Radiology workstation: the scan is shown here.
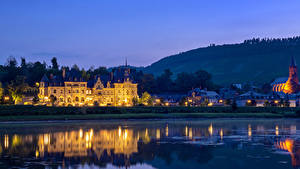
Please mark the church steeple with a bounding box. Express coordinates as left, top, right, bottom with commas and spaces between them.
291, 56, 297, 67
125, 57, 128, 67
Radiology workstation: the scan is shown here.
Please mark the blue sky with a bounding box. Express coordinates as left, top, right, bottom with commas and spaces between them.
0, 0, 299, 68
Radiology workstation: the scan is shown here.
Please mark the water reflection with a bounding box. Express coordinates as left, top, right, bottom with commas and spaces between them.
1, 119, 300, 169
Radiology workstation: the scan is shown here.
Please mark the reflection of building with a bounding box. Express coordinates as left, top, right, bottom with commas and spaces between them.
38, 65, 138, 106
37, 128, 139, 159
275, 139, 300, 168
272, 56, 300, 94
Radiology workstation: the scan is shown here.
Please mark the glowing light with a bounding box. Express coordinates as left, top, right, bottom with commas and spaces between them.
79, 129, 83, 138
185, 126, 188, 136
85, 132, 89, 142
165, 102, 169, 106
248, 125, 252, 137
89, 129, 94, 139
276, 125, 279, 136
118, 126, 122, 137
188, 99, 192, 103
274, 100, 279, 104
247, 100, 251, 103
219, 100, 223, 103
185, 102, 188, 106
124, 129, 128, 139
44, 134, 50, 145
165, 125, 169, 137
156, 99, 160, 103
4, 135, 9, 148
208, 124, 213, 136
156, 129, 160, 139
189, 128, 193, 139
4, 96, 9, 101
220, 129, 223, 139
208, 103, 213, 106
35, 150, 39, 158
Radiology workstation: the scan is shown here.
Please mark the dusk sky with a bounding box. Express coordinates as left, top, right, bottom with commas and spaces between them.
0, 0, 299, 68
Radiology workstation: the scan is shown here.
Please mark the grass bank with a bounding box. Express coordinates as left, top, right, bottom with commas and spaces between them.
0, 105, 299, 121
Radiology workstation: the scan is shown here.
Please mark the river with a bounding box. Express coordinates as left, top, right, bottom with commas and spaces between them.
0, 119, 299, 169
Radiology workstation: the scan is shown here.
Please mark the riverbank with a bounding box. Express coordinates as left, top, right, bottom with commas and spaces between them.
0, 112, 294, 121
0, 105, 299, 121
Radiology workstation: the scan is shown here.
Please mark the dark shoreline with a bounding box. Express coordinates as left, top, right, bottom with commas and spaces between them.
0, 105, 299, 122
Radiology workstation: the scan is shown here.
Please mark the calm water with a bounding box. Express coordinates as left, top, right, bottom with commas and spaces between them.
0, 119, 300, 169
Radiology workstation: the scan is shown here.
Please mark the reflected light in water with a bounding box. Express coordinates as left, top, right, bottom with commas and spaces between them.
208, 124, 213, 136
276, 125, 279, 136
189, 128, 193, 139
4, 135, 9, 149
248, 125, 252, 137
291, 125, 297, 134
166, 125, 169, 137
118, 126, 122, 137
185, 126, 188, 136
220, 129, 223, 140
79, 129, 83, 138
156, 129, 160, 139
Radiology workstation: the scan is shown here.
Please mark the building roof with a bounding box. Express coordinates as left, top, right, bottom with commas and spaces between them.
271, 77, 288, 85
40, 74, 49, 83
188, 88, 219, 97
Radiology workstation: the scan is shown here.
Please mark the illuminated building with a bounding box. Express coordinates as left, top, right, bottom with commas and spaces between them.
272, 56, 300, 94
38, 64, 138, 106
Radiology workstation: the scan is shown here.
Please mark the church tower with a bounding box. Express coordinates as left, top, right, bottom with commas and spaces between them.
283, 56, 300, 94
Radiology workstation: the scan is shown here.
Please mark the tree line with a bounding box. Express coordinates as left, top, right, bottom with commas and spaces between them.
0, 56, 217, 104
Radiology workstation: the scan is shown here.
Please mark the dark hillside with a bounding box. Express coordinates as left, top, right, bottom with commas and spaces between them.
144, 37, 300, 85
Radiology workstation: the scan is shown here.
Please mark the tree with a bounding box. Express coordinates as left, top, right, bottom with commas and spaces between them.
194, 70, 213, 90
51, 57, 59, 70
8, 76, 29, 104
139, 74, 157, 94
140, 92, 153, 106
132, 97, 139, 106
156, 69, 174, 93
0, 82, 4, 103
49, 95, 57, 106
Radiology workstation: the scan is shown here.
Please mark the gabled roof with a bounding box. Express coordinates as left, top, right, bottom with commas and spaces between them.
40, 74, 49, 82
188, 88, 219, 97
271, 77, 288, 85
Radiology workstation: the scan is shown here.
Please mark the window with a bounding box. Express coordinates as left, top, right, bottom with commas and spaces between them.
76, 90, 79, 93
61, 90, 63, 94
75, 97, 79, 102
54, 89, 56, 94
81, 97, 84, 102
68, 97, 71, 103
60, 98, 64, 102
82, 90, 84, 94
69, 90, 71, 94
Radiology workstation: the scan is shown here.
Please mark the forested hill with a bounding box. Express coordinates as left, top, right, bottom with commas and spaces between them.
143, 37, 300, 85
